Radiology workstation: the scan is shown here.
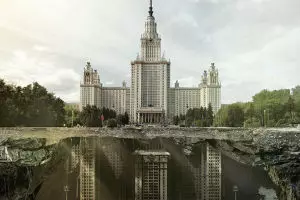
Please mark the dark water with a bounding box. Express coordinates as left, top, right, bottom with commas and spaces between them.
34, 137, 277, 200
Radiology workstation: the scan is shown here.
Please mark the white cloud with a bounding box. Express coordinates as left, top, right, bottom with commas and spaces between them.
0, 49, 81, 101
33, 45, 49, 52
177, 77, 199, 87
0, 0, 299, 104
171, 12, 199, 28
252, 0, 271, 3
105, 81, 115, 85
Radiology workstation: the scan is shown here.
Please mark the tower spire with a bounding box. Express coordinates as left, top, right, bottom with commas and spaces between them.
149, 0, 153, 17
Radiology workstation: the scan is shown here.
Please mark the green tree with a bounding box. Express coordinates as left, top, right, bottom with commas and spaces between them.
207, 103, 214, 126
245, 103, 255, 121
292, 86, 300, 102
179, 114, 185, 121
0, 80, 65, 127
101, 107, 117, 120
227, 104, 245, 127
116, 114, 124, 126
79, 105, 102, 127
185, 106, 213, 127
213, 105, 228, 127
107, 118, 117, 128
286, 96, 295, 115
173, 116, 180, 125
65, 105, 81, 127
124, 112, 129, 125
253, 89, 290, 125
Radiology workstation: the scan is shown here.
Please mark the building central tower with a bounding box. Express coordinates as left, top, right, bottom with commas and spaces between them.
130, 0, 171, 123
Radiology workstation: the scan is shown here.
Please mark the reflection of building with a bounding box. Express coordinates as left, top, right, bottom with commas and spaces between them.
79, 138, 98, 200
100, 138, 128, 200
200, 143, 222, 200
175, 142, 222, 200
79, 0, 221, 123
134, 151, 169, 200
101, 139, 124, 178
70, 144, 80, 170
70, 137, 221, 200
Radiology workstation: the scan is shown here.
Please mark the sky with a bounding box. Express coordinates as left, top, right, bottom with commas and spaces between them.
0, 0, 299, 104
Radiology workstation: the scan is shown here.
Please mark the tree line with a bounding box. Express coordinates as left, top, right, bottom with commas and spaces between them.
214, 86, 300, 127
76, 105, 129, 127
2, 79, 299, 128
0, 79, 130, 128
173, 103, 214, 127
0, 80, 65, 127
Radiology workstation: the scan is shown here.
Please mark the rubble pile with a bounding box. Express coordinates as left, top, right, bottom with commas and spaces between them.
0, 127, 299, 199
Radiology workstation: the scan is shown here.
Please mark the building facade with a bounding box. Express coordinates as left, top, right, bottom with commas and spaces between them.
80, 62, 102, 109
175, 142, 222, 200
134, 150, 169, 200
200, 143, 222, 200
79, 138, 98, 200
80, 1, 221, 123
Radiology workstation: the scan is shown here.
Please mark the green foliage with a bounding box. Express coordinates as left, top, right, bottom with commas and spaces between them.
116, 112, 129, 126
286, 96, 295, 114
0, 80, 65, 127
79, 106, 117, 127
213, 105, 229, 127
185, 116, 194, 127
179, 114, 185, 121
173, 116, 179, 125
64, 105, 80, 127
214, 104, 244, 127
107, 119, 117, 128
292, 86, 300, 102
253, 89, 290, 125
124, 112, 129, 125
245, 103, 256, 120
215, 86, 300, 128
227, 104, 245, 127
244, 117, 260, 128
79, 105, 102, 127
207, 103, 214, 126
101, 107, 117, 120
183, 104, 214, 127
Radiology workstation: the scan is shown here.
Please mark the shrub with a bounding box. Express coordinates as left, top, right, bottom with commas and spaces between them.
244, 118, 261, 128
107, 119, 117, 128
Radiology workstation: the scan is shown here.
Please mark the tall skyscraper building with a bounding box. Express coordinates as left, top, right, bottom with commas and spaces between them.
80, 1, 221, 123
130, 0, 171, 123
134, 150, 170, 200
